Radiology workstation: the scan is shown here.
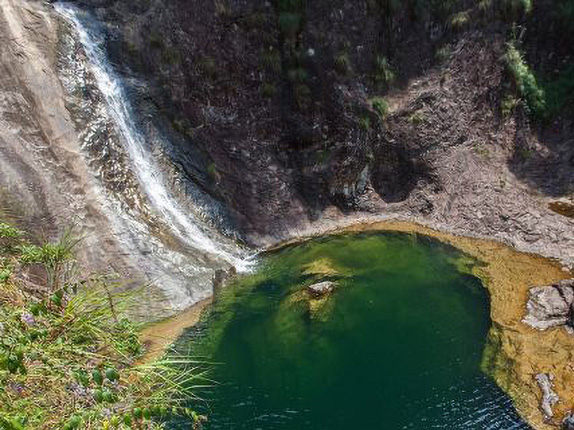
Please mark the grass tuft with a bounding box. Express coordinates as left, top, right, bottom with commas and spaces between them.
0, 222, 207, 429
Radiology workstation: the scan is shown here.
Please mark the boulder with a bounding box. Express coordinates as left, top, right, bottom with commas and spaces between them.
536, 373, 559, 419
306, 281, 336, 298
563, 413, 574, 430
523, 280, 574, 331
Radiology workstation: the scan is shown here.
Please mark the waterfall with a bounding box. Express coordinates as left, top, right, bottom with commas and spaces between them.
54, 3, 250, 274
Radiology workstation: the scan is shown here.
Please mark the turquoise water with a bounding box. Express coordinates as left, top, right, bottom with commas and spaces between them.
174, 232, 530, 430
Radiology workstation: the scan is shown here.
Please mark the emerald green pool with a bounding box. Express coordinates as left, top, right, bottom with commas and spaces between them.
174, 232, 530, 429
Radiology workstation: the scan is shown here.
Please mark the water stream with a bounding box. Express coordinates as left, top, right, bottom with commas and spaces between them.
55, 2, 249, 272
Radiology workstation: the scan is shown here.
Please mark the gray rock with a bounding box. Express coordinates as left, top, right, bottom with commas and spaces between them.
536, 373, 560, 419
307, 281, 336, 298
523, 281, 574, 331
563, 413, 574, 430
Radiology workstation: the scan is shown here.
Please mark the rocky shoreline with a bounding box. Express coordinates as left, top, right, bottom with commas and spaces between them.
142, 218, 573, 430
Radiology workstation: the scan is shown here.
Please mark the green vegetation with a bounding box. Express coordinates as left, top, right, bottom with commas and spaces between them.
373, 55, 395, 91
505, 43, 546, 118
543, 64, 574, 115
407, 111, 424, 125
435, 45, 452, 64
260, 49, 282, 73
500, 94, 520, 118
334, 52, 351, 75
370, 97, 389, 120
260, 82, 277, 98
358, 116, 371, 130
244, 11, 270, 29
0, 223, 205, 430
161, 48, 182, 66
274, 0, 310, 110
148, 32, 164, 50
502, 0, 532, 15
278, 12, 302, 36
197, 56, 216, 77
450, 10, 470, 29
367, 0, 401, 16
555, 0, 574, 34
287, 67, 308, 83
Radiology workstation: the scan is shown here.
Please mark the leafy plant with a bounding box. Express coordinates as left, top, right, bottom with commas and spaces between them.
501, 94, 519, 118
450, 10, 470, 29
505, 43, 546, 118
370, 97, 389, 119
373, 55, 395, 90
334, 52, 351, 75
197, 56, 216, 77
359, 116, 371, 130
500, 0, 532, 18
260, 82, 278, 98
435, 45, 451, 64
555, 0, 574, 34
0, 223, 208, 429
278, 12, 302, 36
543, 64, 574, 115
260, 49, 282, 73
287, 67, 308, 83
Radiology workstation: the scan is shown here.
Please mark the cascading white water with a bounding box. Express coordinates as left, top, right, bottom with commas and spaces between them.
55, 3, 250, 272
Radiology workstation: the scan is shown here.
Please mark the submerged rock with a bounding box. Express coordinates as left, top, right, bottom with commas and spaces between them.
302, 258, 346, 279
523, 280, 574, 331
536, 373, 560, 419
307, 281, 336, 298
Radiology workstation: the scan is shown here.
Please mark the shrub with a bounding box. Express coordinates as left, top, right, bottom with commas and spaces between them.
162, 47, 182, 65
408, 111, 424, 125
245, 11, 269, 28
278, 12, 302, 36
359, 116, 371, 130
148, 31, 163, 50
505, 43, 546, 118
198, 56, 216, 77
334, 52, 351, 75
543, 64, 574, 115
0, 223, 207, 430
294, 84, 311, 108
287, 67, 308, 83
260, 82, 277, 98
501, 0, 532, 17
555, 0, 574, 35
450, 10, 470, 29
478, 0, 492, 12
370, 97, 389, 119
435, 45, 451, 63
501, 94, 520, 118
260, 49, 282, 73
373, 55, 395, 90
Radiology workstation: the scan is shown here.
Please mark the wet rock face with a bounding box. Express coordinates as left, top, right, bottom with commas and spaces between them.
523, 280, 574, 331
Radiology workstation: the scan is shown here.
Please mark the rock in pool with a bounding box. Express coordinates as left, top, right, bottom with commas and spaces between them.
307, 281, 336, 299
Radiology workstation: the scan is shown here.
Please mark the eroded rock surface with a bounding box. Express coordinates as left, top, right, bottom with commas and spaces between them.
524, 280, 574, 331
536, 373, 560, 420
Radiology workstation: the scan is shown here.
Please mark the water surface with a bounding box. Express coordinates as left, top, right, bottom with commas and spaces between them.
175, 232, 530, 430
